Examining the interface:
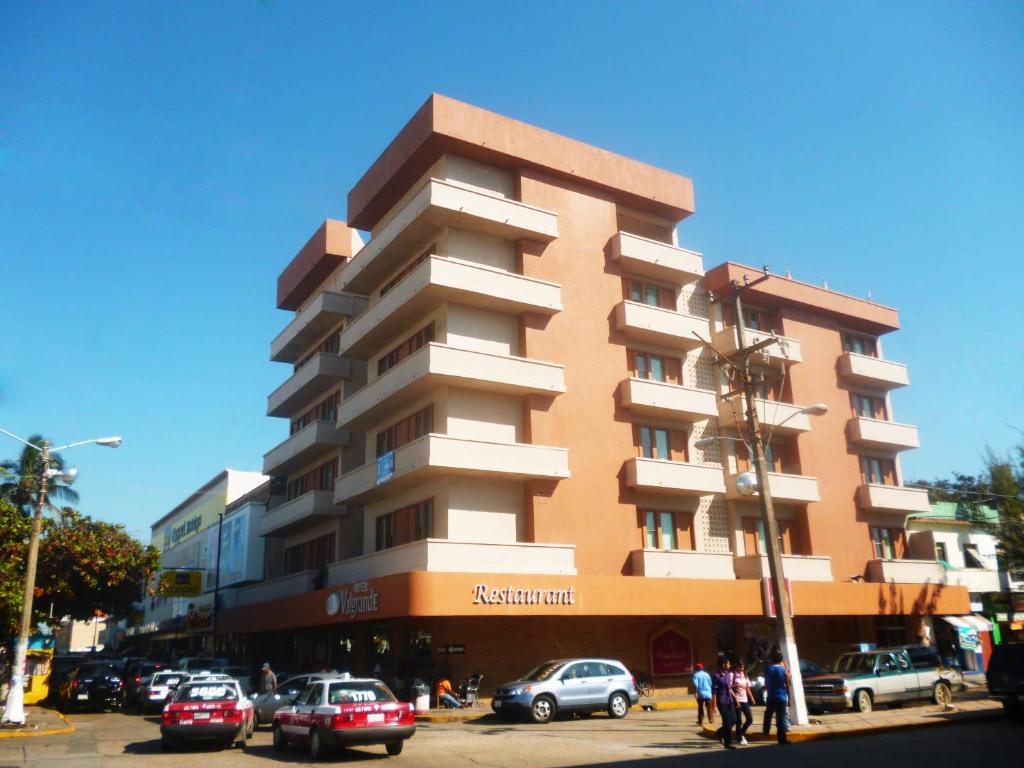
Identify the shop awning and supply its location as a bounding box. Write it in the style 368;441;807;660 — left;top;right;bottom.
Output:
942;614;992;632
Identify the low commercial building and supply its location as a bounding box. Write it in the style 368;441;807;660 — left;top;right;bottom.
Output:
219;95;969;691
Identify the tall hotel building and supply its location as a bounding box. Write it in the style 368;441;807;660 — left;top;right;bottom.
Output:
220;95;968;685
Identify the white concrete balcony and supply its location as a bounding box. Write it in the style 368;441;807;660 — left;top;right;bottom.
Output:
619;378;717;421
867;559;946;584
267;354;353;419
339;178;559;295
610;232;704;284
270;292;367;363
943;568;1002;593
614;301;707;350
235;570;318;607
726;472;820;503
624;457;726;496
838;352;909;390
733;554;833;582
338;256;562;359
256;490;343;537
334;434;570;505
329;539;576;583
337;343;565;431
717;397;812;435
262;421;349;477
630;549;735;580
856;484;931;515
847;417;920;452
713;326;802;365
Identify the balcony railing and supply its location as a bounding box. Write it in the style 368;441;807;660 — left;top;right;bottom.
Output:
733;554;833;582
270;292;367;363
847;417;920;452
629;549;735;579
337;256;562;358
334;434;570;505
614;301;708;350
856;484;931;515
725;471;820;503
866;559;946;584
610;232;704;284
337;343;565;431
718;397;812;434
338;178;559;295
262;421;349;477
619;378;717;421
256;490;342;537
624;457;725;496
267;354;353;418
712;326;802;365
837;352;909;390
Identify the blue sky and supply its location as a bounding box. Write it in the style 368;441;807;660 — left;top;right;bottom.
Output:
1;1;1021;540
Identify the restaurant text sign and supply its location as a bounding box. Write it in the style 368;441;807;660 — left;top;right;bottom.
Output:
472;583;575;606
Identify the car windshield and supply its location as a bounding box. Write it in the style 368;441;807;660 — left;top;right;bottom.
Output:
327;682;396;704
175;683;237;702
152;673;183;686
830;654;874;674
80;665;117;677
521;661;566;682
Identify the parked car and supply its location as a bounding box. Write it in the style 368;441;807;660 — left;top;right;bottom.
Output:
803;648;958;713
253;673;338;727
491;658;639;723
987;642;1024;718
749;659;824;705
897;645;965;690
160;677;254;751
272;674;414;759
177;656;229;673
141;670;188;713
57;662;124;712
46;654;85;702
124;661;167;709
211;666;255;696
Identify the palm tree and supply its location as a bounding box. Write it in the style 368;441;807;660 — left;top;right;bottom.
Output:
0;434;80;515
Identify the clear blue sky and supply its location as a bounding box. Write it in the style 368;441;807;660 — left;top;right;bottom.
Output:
1;1;1021;541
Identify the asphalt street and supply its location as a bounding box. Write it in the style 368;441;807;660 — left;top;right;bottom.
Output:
0;708;1016;768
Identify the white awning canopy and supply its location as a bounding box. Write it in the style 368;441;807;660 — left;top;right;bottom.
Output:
941;614;992;632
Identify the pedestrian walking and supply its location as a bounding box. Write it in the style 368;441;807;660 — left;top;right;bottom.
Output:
258;662;278;694
762;649;791;745
692;662;714;727
732;658;754;745
711;657;738;750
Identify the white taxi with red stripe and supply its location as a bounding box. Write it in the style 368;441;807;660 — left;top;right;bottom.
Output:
160;679;254;751
272;674;415;759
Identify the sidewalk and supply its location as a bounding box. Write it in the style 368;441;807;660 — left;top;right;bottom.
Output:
0;706;74;740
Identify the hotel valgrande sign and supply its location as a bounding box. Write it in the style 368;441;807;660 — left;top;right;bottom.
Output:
326;581;381;619
472;583;576;606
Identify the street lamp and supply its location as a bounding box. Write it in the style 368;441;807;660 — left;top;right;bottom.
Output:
0;429;121;726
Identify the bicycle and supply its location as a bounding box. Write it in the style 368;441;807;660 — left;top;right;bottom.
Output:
635;672;655;698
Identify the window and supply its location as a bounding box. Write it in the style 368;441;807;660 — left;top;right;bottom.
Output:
629;350;679;384
643;510;693;551
286;458;338;500
295;330;342;371
635;425;687;462
742;309;763;331
935;542;948;563
842;332;878;357
379;244;435;297
624;278;674;309
851;393;887;420
376;404;434;457
962;544;984;568
742;517;793;555
375;499;433;551
736;441;787;473
860;456;896;485
283;533;336;575
377;323;435;376
291;391;341;435
870;526;901;560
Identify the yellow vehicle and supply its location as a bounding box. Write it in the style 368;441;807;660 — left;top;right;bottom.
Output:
23;635;55;705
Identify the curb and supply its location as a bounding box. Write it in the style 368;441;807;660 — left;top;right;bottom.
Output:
416;698;697;723
0;710;75;740
634;699;697;712
698;706;1004;744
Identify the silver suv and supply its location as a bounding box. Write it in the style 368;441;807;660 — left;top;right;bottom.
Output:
491;658;639;723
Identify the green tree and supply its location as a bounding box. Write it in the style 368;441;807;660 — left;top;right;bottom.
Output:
0;498;31;634
0;435;80;514
986;444;1024;580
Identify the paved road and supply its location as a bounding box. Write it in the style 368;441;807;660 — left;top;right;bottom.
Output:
0;708;1016;768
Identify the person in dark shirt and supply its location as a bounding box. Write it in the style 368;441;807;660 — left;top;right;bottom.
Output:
711;657;738;749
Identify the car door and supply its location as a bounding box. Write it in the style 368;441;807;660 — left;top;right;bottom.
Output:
894;652;920;700
589;662;619;708
262;676;307;722
874;653;902;703
294;682;323;741
280;683;314;738
558;663;594;710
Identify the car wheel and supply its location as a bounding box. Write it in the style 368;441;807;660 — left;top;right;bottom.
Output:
309;728;326;761
530;695;556;724
385;740;404;756
854;689;873;713
272;722;287;751
160;735;175;752
608;692;629;719
933;682;952;707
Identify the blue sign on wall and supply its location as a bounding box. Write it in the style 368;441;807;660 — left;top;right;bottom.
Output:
376;451;395;485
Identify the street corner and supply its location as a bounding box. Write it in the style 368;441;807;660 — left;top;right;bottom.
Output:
0;708;75;740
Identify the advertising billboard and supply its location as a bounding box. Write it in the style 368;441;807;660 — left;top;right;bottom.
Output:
158;569;203;597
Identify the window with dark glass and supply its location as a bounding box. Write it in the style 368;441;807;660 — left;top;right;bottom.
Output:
842;332;878;357
629;350;680;384
635;425;687;462
377;323;435;376
642;509;693;551
870;526;900;560
375;499;433;551
742;517;793;555
286;458;338;500
295;330;342;371
376;404;434;457
291;391;341;435
379;243;436;297
624;278;674;309
283;532;336;575
860;456;896;485
851;393;887;420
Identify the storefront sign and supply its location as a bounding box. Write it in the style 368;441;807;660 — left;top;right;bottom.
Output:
158;569;203;597
376;451;395;485
958;625;981;651
762;577;793;618
472;584;575;606
650;629;693;675
326;581;381;618
163;513;204;549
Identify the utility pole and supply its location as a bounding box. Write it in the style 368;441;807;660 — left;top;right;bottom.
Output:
731;280;809;726
210;512;224;654
2;442;50;725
